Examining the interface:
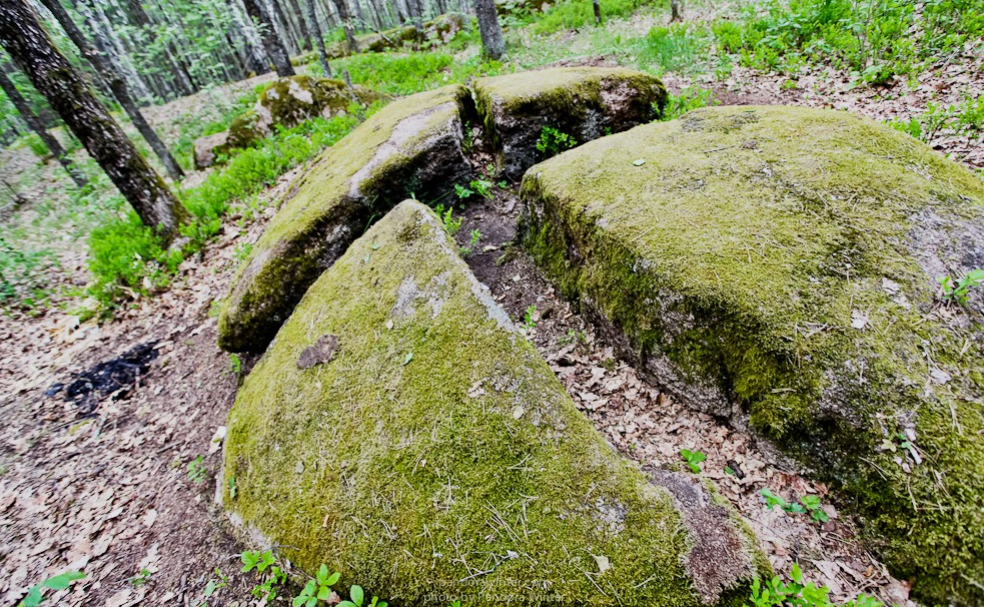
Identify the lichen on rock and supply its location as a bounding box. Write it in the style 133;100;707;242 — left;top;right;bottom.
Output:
474;67;668;179
222;199;766;607
218;85;474;353
520;105;984;606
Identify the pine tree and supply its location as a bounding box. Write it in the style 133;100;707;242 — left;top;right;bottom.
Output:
474;0;504;60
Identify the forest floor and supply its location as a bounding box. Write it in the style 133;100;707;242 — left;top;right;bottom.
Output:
2;3;983;606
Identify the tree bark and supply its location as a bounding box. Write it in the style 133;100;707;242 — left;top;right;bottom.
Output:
242;0;295;76
331;0;359;53
286;0;313;51
670;0;683;21
41;0;185;182
228;0;270;74
0;68;86;188
270;0;300;54
304;0;332;77
593;0;602;24
474;0;504;60
0;0;185;238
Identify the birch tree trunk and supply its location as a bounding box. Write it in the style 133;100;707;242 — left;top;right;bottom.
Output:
0;68;86;188
39;0;185;182
242;0;295;76
0;0;185;239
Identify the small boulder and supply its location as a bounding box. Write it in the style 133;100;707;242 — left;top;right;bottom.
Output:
218;85;474;352
474;67;667;179
222;200;765;606
520;105;984;606
193;130;229;170
193;76;380;169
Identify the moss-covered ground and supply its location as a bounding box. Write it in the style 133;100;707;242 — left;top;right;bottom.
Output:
520;105;984;606
223;200;763;607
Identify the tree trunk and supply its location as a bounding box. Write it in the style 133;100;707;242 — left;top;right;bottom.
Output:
331;0;359;53
286;0;313;51
304;0;332;77
228;0;270;74
242;0;295;76
42;0;185;182
593;0;602;24
0;0;185;239
670;0;683;21
0;68;86;188
270;0;300;54
474;0;504;60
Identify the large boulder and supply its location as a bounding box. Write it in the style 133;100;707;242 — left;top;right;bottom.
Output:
218;85;474;352
520;105;984;606
194;76;380;169
222;200;766;606
474;67;667;179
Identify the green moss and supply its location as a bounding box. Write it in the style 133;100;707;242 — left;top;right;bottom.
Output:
520;105;984;606
218;85;474;353
474;67;668;178
224;200;761;606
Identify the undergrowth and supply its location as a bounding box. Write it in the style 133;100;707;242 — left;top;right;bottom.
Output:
712;0;983;86
317;51;502;96
87;107;367;310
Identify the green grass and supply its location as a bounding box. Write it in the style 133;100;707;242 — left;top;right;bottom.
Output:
171;84;267;170
526;0;651;34
635;23;711;74
317;51;503;96
711;0;983;85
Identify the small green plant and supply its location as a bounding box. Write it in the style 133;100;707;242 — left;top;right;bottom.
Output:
523;304;537;330
294;564;341;607
18;571;85;607
746;563;882;607
938;269;984;305
680;448;706;473
240;549;286;601
470;178;495;200
198;568;228;607
535;126;576;158
338;584;365;607
760;488;829;523
229;353;242;374
454;183;474;200
436;206;463;237
241;550;276;573
126;568;153;587
558;329;587;345
233;242;252;265
228;475;237;499
187;455;207;484
459;229;482;257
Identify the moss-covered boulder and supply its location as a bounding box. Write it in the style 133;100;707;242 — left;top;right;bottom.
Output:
222;199;765;606
520;105;984;606
194;76;380;169
474;67;667;180
218;85;474;352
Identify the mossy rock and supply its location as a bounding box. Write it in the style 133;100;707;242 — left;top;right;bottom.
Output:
474;67;668;180
519;105;984;606
218;85;474;353
222;199;767;607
